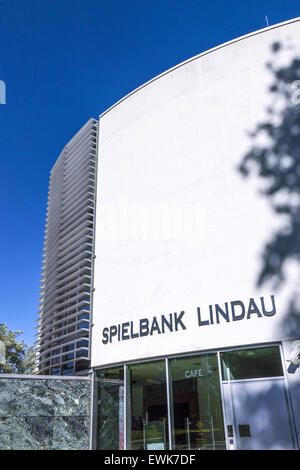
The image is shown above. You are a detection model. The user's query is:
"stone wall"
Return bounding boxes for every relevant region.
[0,375,91,450]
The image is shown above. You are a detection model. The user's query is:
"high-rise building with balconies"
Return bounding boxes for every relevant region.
[36,118,98,375]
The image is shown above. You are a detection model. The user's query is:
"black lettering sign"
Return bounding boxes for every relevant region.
[100,295,276,344]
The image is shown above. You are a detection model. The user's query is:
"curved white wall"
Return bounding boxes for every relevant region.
[92,19,300,368]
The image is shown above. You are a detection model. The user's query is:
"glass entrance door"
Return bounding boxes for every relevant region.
[126,360,169,450]
[169,353,226,450]
[221,346,295,450]
[223,379,294,450]
[94,345,297,450]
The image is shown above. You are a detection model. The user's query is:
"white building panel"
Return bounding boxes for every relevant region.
[92,19,300,367]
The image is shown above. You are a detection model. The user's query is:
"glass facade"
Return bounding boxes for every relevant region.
[169,354,226,450]
[95,367,125,450]
[127,361,168,450]
[221,346,284,380]
[93,345,296,450]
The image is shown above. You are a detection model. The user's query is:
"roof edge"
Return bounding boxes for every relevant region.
[99,16,300,119]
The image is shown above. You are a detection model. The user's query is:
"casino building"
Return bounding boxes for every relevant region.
[89,18,300,451]
[31,18,300,451]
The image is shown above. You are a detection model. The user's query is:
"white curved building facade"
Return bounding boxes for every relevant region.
[90,18,300,450]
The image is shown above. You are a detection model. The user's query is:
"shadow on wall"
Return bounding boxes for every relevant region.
[238,41,300,343]
[231,379,295,449]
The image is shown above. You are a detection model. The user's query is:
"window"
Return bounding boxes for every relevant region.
[93,345,285,450]
[61,362,74,375]
[96,367,124,450]
[76,349,88,358]
[62,353,74,361]
[221,346,283,380]
[169,354,226,450]
[62,343,74,352]
[127,361,169,450]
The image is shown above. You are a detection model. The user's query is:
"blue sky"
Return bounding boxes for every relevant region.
[0,0,299,347]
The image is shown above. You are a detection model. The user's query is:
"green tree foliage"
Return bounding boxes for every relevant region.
[0,323,36,374]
